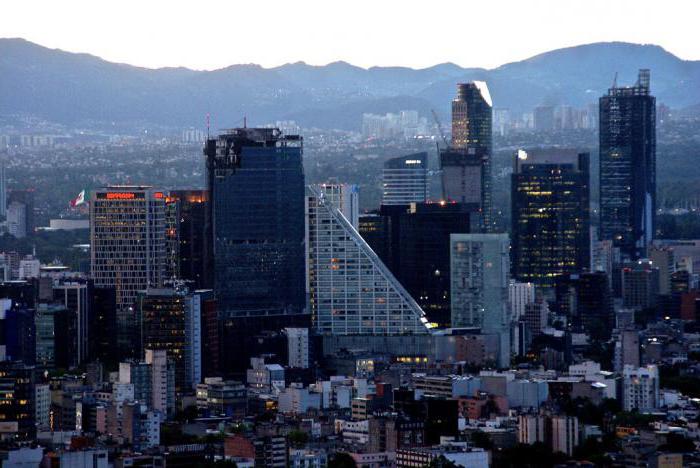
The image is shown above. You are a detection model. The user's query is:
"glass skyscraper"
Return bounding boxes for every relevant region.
[511,149,591,289]
[444,82,493,231]
[205,127,305,317]
[382,153,429,206]
[599,69,656,261]
[450,233,511,367]
[204,128,306,375]
[306,184,431,335]
[90,186,167,357]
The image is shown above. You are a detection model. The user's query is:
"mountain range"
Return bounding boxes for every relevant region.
[1,38,699,130]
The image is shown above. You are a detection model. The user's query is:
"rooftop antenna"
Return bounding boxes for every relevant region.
[243,116,247,129]
[612,72,618,89]
[206,113,210,138]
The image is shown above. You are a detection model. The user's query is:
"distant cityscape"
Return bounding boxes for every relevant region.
[1,46,700,468]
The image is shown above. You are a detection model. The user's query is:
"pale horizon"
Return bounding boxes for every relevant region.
[1,0,698,71]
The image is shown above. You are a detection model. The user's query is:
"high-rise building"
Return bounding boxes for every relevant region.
[371,202,472,327]
[550,416,579,456]
[145,349,175,417]
[306,185,431,335]
[523,301,548,337]
[450,233,511,367]
[648,246,674,295]
[7,201,27,238]
[284,328,309,369]
[622,364,659,411]
[439,148,487,218]
[448,82,492,230]
[204,128,306,374]
[7,189,35,236]
[89,286,117,366]
[90,186,167,357]
[137,285,209,393]
[167,190,212,289]
[509,281,535,321]
[599,69,656,261]
[52,279,90,367]
[533,106,555,132]
[622,259,660,310]
[555,272,614,339]
[0,362,37,440]
[316,182,359,228]
[0,159,6,219]
[382,153,429,206]
[35,303,68,368]
[511,148,591,289]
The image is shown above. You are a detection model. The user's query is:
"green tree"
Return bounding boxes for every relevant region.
[328,452,357,468]
[428,455,459,468]
[471,430,494,450]
[287,430,309,448]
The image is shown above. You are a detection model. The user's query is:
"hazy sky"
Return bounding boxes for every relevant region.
[1,0,697,70]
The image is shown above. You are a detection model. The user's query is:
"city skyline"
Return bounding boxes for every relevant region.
[1,0,699,70]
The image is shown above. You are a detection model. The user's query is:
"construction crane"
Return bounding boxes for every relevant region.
[431,109,449,148]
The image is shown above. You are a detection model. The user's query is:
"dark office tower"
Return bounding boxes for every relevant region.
[555,272,614,339]
[439,147,487,229]
[446,82,493,230]
[382,153,429,206]
[89,286,117,366]
[511,148,591,289]
[373,202,471,328]
[53,279,90,367]
[599,69,656,261]
[358,212,387,259]
[204,128,306,375]
[169,190,212,289]
[90,186,167,358]
[199,291,219,378]
[1,302,35,364]
[622,259,659,310]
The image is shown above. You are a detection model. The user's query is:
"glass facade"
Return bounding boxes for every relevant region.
[90,186,167,357]
[168,190,212,289]
[599,69,656,261]
[382,153,429,206]
[448,82,493,231]
[205,128,305,317]
[450,233,510,367]
[306,184,431,335]
[511,149,591,289]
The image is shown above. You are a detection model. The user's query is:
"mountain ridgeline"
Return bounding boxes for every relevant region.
[1,38,699,130]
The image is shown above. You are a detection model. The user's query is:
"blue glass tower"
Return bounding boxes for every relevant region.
[204,127,307,375]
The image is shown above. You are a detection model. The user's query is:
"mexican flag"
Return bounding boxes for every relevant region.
[70,190,86,207]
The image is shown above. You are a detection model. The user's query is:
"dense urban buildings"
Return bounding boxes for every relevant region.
[3,55,697,466]
[511,148,591,289]
[599,69,656,261]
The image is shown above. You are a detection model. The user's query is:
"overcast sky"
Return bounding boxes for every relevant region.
[1,0,697,70]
